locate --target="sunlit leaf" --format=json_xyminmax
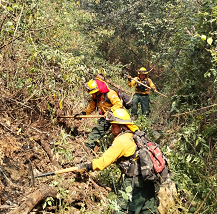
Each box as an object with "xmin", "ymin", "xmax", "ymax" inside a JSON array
[
  {"xmin": 47, "ymin": 200, "xmax": 52, "ymax": 206},
  {"xmin": 7, "ymin": 7, "xmax": 13, "ymax": 11},
  {"xmin": 186, "ymin": 155, "xmax": 191, "ymax": 163},
  {"xmin": 12, "ymin": 4, "xmax": 19, "ymax": 9},
  {"xmin": 59, "ymin": 100, "xmax": 63, "ymax": 109},
  {"xmin": 122, "ymin": 192, "xmax": 128, "ymax": 200},
  {"xmin": 201, "ymin": 35, "xmax": 206, "ymax": 41},
  {"xmin": 207, "ymin": 37, "xmax": 213, "ymax": 45},
  {"xmin": 125, "ymin": 186, "xmax": 132, "ymax": 193},
  {"xmin": 17, "ymin": 128, "xmax": 21, "ymax": 135},
  {"xmin": 42, "ymin": 202, "xmax": 46, "ymax": 209}
]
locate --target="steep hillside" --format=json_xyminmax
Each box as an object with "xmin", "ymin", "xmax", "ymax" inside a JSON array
[{"xmin": 0, "ymin": 0, "xmax": 216, "ymax": 213}]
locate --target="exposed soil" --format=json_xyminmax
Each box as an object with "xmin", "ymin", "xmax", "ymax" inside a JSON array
[
  {"xmin": 0, "ymin": 77, "xmax": 180, "ymax": 214},
  {"xmin": 0, "ymin": 85, "xmax": 109, "ymax": 214}
]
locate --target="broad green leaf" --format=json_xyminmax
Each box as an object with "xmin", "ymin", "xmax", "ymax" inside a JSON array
[
  {"xmin": 186, "ymin": 154, "xmax": 191, "ymax": 163},
  {"xmin": 12, "ymin": 4, "xmax": 19, "ymax": 9},
  {"xmin": 125, "ymin": 186, "xmax": 132, "ymax": 193},
  {"xmin": 47, "ymin": 200, "xmax": 52, "ymax": 206},
  {"xmin": 108, "ymin": 192, "xmax": 117, "ymax": 200},
  {"xmin": 7, "ymin": 7, "xmax": 13, "ymax": 11},
  {"xmin": 207, "ymin": 37, "xmax": 213, "ymax": 45},
  {"xmin": 42, "ymin": 202, "xmax": 46, "ymax": 209},
  {"xmin": 122, "ymin": 192, "xmax": 128, "ymax": 200}
]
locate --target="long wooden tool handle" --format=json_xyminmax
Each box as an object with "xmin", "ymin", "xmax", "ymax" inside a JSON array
[
  {"xmin": 125, "ymin": 74, "xmax": 168, "ymax": 98},
  {"xmin": 55, "ymin": 167, "xmax": 78, "ymax": 174},
  {"xmin": 58, "ymin": 115, "xmax": 105, "ymax": 118},
  {"xmin": 35, "ymin": 167, "xmax": 79, "ymax": 178},
  {"xmin": 154, "ymin": 90, "xmax": 168, "ymax": 98}
]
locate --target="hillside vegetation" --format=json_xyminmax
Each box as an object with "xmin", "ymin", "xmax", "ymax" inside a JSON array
[{"xmin": 0, "ymin": 0, "xmax": 216, "ymax": 213}]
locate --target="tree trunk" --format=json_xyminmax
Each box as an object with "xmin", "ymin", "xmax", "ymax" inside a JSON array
[{"xmin": 9, "ymin": 185, "xmax": 57, "ymax": 214}]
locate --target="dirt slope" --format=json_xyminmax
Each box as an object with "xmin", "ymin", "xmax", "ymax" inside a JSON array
[{"xmin": 0, "ymin": 84, "xmax": 109, "ymax": 214}]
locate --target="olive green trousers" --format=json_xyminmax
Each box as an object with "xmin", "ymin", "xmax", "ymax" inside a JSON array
[
  {"xmin": 114, "ymin": 175, "xmax": 158, "ymax": 214},
  {"xmin": 85, "ymin": 117, "xmax": 111, "ymax": 150},
  {"xmin": 131, "ymin": 93, "xmax": 150, "ymax": 118}
]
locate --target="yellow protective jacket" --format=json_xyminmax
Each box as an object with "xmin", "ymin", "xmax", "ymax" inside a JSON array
[
  {"xmin": 92, "ymin": 132, "xmax": 137, "ymax": 171},
  {"xmin": 128, "ymin": 77, "xmax": 156, "ymax": 94},
  {"xmin": 84, "ymin": 89, "xmax": 123, "ymax": 115}
]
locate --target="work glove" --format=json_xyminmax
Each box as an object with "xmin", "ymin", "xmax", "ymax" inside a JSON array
[
  {"xmin": 77, "ymin": 162, "xmax": 93, "ymax": 172},
  {"xmin": 74, "ymin": 111, "xmax": 86, "ymax": 120},
  {"xmin": 151, "ymin": 88, "xmax": 157, "ymax": 92},
  {"xmin": 105, "ymin": 109, "xmax": 112, "ymax": 117},
  {"xmin": 127, "ymin": 75, "xmax": 131, "ymax": 81}
]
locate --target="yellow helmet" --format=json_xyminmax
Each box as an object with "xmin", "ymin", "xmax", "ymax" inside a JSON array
[
  {"xmin": 138, "ymin": 67, "xmax": 148, "ymax": 75},
  {"xmin": 106, "ymin": 109, "xmax": 133, "ymax": 124},
  {"xmin": 84, "ymin": 79, "xmax": 99, "ymax": 94}
]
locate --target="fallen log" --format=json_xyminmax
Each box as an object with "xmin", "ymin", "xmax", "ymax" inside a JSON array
[
  {"xmin": 0, "ymin": 205, "xmax": 17, "ymax": 209},
  {"xmin": 9, "ymin": 185, "xmax": 57, "ymax": 214}
]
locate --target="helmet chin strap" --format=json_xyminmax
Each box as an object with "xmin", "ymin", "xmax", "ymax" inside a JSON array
[{"xmin": 118, "ymin": 125, "xmax": 127, "ymax": 135}]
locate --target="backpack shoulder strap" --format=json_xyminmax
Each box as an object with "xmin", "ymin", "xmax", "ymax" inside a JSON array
[
  {"xmin": 103, "ymin": 92, "xmax": 111, "ymax": 104},
  {"xmin": 133, "ymin": 131, "xmax": 151, "ymax": 149},
  {"xmin": 118, "ymin": 129, "xmax": 133, "ymax": 137},
  {"xmin": 147, "ymin": 78, "xmax": 150, "ymax": 87}
]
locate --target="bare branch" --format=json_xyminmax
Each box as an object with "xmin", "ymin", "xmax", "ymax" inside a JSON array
[{"xmin": 172, "ymin": 104, "xmax": 217, "ymax": 117}]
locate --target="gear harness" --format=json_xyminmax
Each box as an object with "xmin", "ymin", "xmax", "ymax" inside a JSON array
[{"xmin": 136, "ymin": 78, "xmax": 149, "ymax": 92}]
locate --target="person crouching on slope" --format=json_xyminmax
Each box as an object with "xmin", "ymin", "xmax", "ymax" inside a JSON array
[
  {"xmin": 127, "ymin": 67, "xmax": 156, "ymax": 119},
  {"xmin": 77, "ymin": 109, "xmax": 158, "ymax": 214},
  {"xmin": 74, "ymin": 77, "xmax": 123, "ymax": 151}
]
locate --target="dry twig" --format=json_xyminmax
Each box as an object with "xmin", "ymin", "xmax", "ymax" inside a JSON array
[
  {"xmin": 172, "ymin": 104, "xmax": 217, "ymax": 117},
  {"xmin": 195, "ymin": 185, "xmax": 216, "ymax": 214}
]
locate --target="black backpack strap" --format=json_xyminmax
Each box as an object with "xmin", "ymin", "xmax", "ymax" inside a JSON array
[
  {"xmin": 103, "ymin": 92, "xmax": 111, "ymax": 104},
  {"xmin": 147, "ymin": 78, "xmax": 149, "ymax": 87},
  {"xmin": 131, "ymin": 161, "xmax": 138, "ymax": 197}
]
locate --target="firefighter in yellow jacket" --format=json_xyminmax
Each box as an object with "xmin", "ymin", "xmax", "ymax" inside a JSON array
[
  {"xmin": 74, "ymin": 77, "xmax": 123, "ymax": 150},
  {"xmin": 127, "ymin": 67, "xmax": 156, "ymax": 119},
  {"xmin": 77, "ymin": 109, "xmax": 158, "ymax": 214}
]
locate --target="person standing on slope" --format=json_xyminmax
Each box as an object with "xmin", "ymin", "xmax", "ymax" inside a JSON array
[
  {"xmin": 77, "ymin": 109, "xmax": 158, "ymax": 214},
  {"xmin": 127, "ymin": 67, "xmax": 156, "ymax": 119},
  {"xmin": 74, "ymin": 77, "xmax": 123, "ymax": 151}
]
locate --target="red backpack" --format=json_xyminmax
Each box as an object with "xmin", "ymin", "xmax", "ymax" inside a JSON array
[
  {"xmin": 133, "ymin": 131, "xmax": 169, "ymax": 183},
  {"xmin": 147, "ymin": 142, "xmax": 165, "ymax": 173}
]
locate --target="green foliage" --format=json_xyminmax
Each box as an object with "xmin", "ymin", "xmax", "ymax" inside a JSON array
[
  {"xmin": 96, "ymin": 163, "xmax": 121, "ymax": 192},
  {"xmin": 133, "ymin": 115, "xmax": 155, "ymax": 140},
  {"xmin": 1, "ymin": 0, "xmax": 217, "ymax": 213},
  {"xmin": 165, "ymin": 118, "xmax": 217, "ymax": 213},
  {"xmin": 0, "ymin": 0, "xmax": 124, "ymax": 107},
  {"xmin": 49, "ymin": 177, "xmax": 75, "ymax": 211},
  {"xmin": 52, "ymin": 129, "xmax": 75, "ymax": 164},
  {"xmin": 118, "ymin": 185, "xmax": 132, "ymax": 202},
  {"xmin": 42, "ymin": 196, "xmax": 54, "ymax": 209}
]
